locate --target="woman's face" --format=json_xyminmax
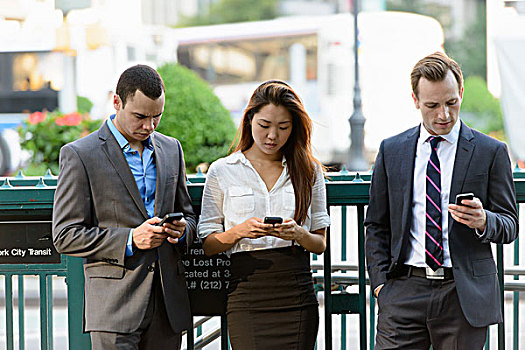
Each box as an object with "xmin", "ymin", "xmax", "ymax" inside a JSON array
[{"xmin": 249, "ymin": 104, "xmax": 293, "ymax": 159}]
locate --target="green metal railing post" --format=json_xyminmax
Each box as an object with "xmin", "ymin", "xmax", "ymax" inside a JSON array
[
  {"xmin": 65, "ymin": 256, "xmax": 91, "ymax": 349},
  {"xmin": 341, "ymin": 205, "xmax": 347, "ymax": 349},
  {"xmin": 39, "ymin": 274, "xmax": 49, "ymax": 349},
  {"xmin": 221, "ymin": 315, "xmax": 229, "ymax": 350},
  {"xmin": 357, "ymin": 205, "xmax": 367, "ymax": 349},
  {"xmin": 46, "ymin": 275, "xmax": 53, "ymax": 349},
  {"xmin": 324, "ymin": 226, "xmax": 333, "ymax": 350},
  {"xmin": 5, "ymin": 274, "xmax": 14, "ymax": 350},
  {"xmin": 18, "ymin": 275, "xmax": 25, "ymax": 350},
  {"xmin": 513, "ymin": 205, "xmax": 520, "ymax": 350}
]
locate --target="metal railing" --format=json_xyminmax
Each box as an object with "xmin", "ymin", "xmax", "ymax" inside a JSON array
[{"xmin": 0, "ymin": 170, "xmax": 524, "ymax": 349}]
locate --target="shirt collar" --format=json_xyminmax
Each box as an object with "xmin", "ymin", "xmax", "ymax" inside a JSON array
[
  {"xmin": 107, "ymin": 115, "xmax": 154, "ymax": 151},
  {"xmin": 227, "ymin": 150, "xmax": 287, "ymax": 167},
  {"xmin": 419, "ymin": 119, "xmax": 461, "ymax": 146}
]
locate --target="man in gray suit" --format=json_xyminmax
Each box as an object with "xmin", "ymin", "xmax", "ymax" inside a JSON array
[
  {"xmin": 53, "ymin": 64, "xmax": 196, "ymax": 349},
  {"xmin": 365, "ymin": 52, "xmax": 518, "ymax": 349}
]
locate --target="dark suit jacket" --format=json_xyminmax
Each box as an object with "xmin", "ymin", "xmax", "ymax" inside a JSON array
[
  {"xmin": 52, "ymin": 122, "xmax": 196, "ymax": 333},
  {"xmin": 365, "ymin": 121, "xmax": 518, "ymax": 327}
]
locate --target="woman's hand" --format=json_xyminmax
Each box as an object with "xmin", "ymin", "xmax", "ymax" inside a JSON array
[
  {"xmin": 268, "ymin": 218, "xmax": 306, "ymax": 241},
  {"xmin": 236, "ymin": 217, "xmax": 273, "ymax": 239},
  {"xmin": 268, "ymin": 218, "xmax": 327, "ymax": 254}
]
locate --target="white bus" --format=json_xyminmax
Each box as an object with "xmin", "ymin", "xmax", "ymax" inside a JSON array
[{"xmin": 170, "ymin": 12, "xmax": 445, "ymax": 167}]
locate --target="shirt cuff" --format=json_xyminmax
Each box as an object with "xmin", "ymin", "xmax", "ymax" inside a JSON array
[
  {"xmin": 475, "ymin": 227, "xmax": 485, "ymax": 238},
  {"xmin": 125, "ymin": 229, "xmax": 134, "ymax": 256},
  {"xmin": 374, "ymin": 284, "xmax": 384, "ymax": 298},
  {"xmin": 177, "ymin": 229, "xmax": 186, "ymax": 244},
  {"xmin": 198, "ymin": 223, "xmax": 225, "ymax": 240}
]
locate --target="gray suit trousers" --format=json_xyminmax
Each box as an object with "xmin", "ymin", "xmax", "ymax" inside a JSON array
[
  {"xmin": 90, "ymin": 264, "xmax": 182, "ymax": 350},
  {"xmin": 376, "ymin": 274, "xmax": 487, "ymax": 350}
]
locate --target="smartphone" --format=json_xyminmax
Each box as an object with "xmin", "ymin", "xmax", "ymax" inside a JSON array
[
  {"xmin": 157, "ymin": 212, "xmax": 184, "ymax": 226},
  {"xmin": 455, "ymin": 193, "xmax": 474, "ymax": 206},
  {"xmin": 264, "ymin": 216, "xmax": 283, "ymax": 225}
]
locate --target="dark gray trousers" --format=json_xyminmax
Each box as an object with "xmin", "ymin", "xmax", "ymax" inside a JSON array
[
  {"xmin": 90, "ymin": 265, "xmax": 182, "ymax": 350},
  {"xmin": 375, "ymin": 275, "xmax": 487, "ymax": 350}
]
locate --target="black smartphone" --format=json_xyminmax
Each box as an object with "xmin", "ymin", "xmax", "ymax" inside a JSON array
[
  {"xmin": 455, "ymin": 193, "xmax": 474, "ymax": 206},
  {"xmin": 264, "ymin": 216, "xmax": 283, "ymax": 225},
  {"xmin": 157, "ymin": 212, "xmax": 184, "ymax": 226}
]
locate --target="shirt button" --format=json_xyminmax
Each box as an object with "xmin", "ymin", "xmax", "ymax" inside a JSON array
[{"xmin": 147, "ymin": 265, "xmax": 155, "ymax": 272}]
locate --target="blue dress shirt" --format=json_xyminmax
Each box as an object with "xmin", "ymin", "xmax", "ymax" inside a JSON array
[{"xmin": 107, "ymin": 115, "xmax": 156, "ymax": 256}]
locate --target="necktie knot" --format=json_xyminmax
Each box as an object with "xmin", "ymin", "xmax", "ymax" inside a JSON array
[{"xmin": 428, "ymin": 136, "xmax": 444, "ymax": 149}]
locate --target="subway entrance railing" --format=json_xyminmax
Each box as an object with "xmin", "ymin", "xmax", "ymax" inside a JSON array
[{"xmin": 1, "ymin": 170, "xmax": 524, "ymax": 349}]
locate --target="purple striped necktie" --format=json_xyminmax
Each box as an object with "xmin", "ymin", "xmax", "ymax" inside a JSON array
[{"xmin": 425, "ymin": 136, "xmax": 444, "ymax": 271}]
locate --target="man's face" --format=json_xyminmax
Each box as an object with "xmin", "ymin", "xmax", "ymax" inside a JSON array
[
  {"xmin": 113, "ymin": 90, "xmax": 165, "ymax": 144},
  {"xmin": 412, "ymin": 70, "xmax": 463, "ymax": 136}
]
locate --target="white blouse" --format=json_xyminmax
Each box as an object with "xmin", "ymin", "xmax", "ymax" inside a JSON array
[{"xmin": 197, "ymin": 151, "xmax": 331, "ymax": 255}]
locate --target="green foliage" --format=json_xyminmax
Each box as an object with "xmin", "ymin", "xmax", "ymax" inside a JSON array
[
  {"xmin": 18, "ymin": 111, "xmax": 102, "ymax": 175},
  {"xmin": 77, "ymin": 96, "xmax": 94, "ymax": 114},
  {"xmin": 156, "ymin": 63, "xmax": 236, "ymax": 172},
  {"xmin": 461, "ymin": 76, "xmax": 505, "ymax": 140},
  {"xmin": 179, "ymin": 0, "xmax": 279, "ymax": 27}
]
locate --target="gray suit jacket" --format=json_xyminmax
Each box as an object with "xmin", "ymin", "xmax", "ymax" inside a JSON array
[
  {"xmin": 52, "ymin": 122, "xmax": 196, "ymax": 333},
  {"xmin": 365, "ymin": 121, "xmax": 518, "ymax": 327}
]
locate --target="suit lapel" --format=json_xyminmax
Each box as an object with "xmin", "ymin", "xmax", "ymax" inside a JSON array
[
  {"xmin": 152, "ymin": 133, "xmax": 168, "ymax": 216},
  {"xmin": 449, "ymin": 121, "xmax": 475, "ymax": 228},
  {"xmin": 399, "ymin": 126, "xmax": 420, "ymax": 238},
  {"xmin": 99, "ymin": 123, "xmax": 149, "ymax": 219},
  {"xmin": 400, "ymin": 126, "xmax": 420, "ymax": 205}
]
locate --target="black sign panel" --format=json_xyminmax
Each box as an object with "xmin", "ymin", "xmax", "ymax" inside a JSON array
[
  {"xmin": 0, "ymin": 221, "xmax": 61, "ymax": 264},
  {"xmin": 182, "ymin": 239, "xmax": 231, "ymax": 316}
]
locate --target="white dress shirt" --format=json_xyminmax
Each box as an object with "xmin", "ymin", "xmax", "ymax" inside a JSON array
[
  {"xmin": 405, "ymin": 120, "xmax": 460, "ymax": 268},
  {"xmin": 198, "ymin": 151, "xmax": 331, "ymax": 255}
]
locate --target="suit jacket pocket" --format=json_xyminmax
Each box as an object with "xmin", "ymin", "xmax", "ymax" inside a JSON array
[
  {"xmin": 84, "ymin": 261, "xmax": 125, "ymax": 279},
  {"xmin": 463, "ymin": 173, "xmax": 488, "ymax": 184},
  {"xmin": 472, "ymin": 258, "xmax": 497, "ymax": 277}
]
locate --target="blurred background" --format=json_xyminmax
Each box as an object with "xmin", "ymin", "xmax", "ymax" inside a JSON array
[
  {"xmin": 0, "ymin": 0, "xmax": 524, "ymax": 175},
  {"xmin": 2, "ymin": 1, "xmax": 525, "ymax": 349}
]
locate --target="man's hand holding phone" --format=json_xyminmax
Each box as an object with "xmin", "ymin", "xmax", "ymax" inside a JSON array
[
  {"xmin": 448, "ymin": 193, "xmax": 487, "ymax": 231},
  {"xmin": 132, "ymin": 217, "xmax": 169, "ymax": 250},
  {"xmin": 156, "ymin": 213, "xmax": 186, "ymax": 244}
]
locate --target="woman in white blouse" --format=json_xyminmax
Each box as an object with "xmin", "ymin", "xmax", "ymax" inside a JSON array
[{"xmin": 198, "ymin": 80, "xmax": 330, "ymax": 350}]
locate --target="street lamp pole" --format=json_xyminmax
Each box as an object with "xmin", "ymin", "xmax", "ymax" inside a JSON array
[{"xmin": 347, "ymin": 0, "xmax": 368, "ymax": 171}]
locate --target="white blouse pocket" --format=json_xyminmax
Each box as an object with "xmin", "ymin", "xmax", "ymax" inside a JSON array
[
  {"xmin": 228, "ymin": 186, "xmax": 255, "ymax": 219},
  {"xmin": 284, "ymin": 186, "xmax": 296, "ymax": 211}
]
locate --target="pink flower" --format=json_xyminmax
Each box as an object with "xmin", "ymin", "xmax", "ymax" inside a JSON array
[
  {"xmin": 55, "ymin": 112, "xmax": 82, "ymax": 126},
  {"xmin": 28, "ymin": 111, "xmax": 47, "ymax": 125}
]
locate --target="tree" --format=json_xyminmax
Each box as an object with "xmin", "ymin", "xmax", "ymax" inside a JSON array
[
  {"xmin": 179, "ymin": 0, "xmax": 279, "ymax": 27},
  {"xmin": 156, "ymin": 63, "xmax": 237, "ymax": 172},
  {"xmin": 461, "ymin": 76, "xmax": 505, "ymax": 140}
]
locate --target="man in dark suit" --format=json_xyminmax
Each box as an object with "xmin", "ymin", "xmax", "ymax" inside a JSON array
[
  {"xmin": 53, "ymin": 64, "xmax": 196, "ymax": 349},
  {"xmin": 365, "ymin": 52, "xmax": 518, "ymax": 349}
]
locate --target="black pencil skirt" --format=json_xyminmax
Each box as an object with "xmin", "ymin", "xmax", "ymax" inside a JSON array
[{"xmin": 227, "ymin": 246, "xmax": 319, "ymax": 350}]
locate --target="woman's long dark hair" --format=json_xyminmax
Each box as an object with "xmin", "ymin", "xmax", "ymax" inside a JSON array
[{"xmin": 231, "ymin": 80, "xmax": 324, "ymax": 225}]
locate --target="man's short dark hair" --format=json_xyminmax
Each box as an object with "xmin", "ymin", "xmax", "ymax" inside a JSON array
[
  {"xmin": 411, "ymin": 52, "xmax": 463, "ymax": 98},
  {"xmin": 116, "ymin": 64, "xmax": 165, "ymax": 107}
]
